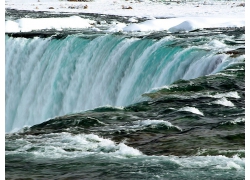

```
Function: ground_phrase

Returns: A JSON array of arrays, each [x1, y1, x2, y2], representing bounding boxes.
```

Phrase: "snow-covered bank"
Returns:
[[108, 16, 244, 32], [5, 16, 95, 32], [5, 0, 245, 33], [5, 0, 245, 19], [5, 15, 244, 33]]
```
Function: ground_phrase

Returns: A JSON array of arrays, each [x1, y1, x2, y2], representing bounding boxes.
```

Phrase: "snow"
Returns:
[[5, 0, 245, 18], [4, 0, 245, 32], [5, 15, 244, 33], [128, 17, 138, 23], [5, 16, 95, 32], [119, 16, 244, 32]]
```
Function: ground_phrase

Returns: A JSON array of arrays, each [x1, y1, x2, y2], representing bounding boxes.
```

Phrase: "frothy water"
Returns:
[[212, 97, 235, 107], [178, 107, 204, 116], [6, 132, 142, 158]]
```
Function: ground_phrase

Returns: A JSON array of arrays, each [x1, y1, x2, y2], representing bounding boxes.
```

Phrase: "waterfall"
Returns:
[[5, 34, 237, 132]]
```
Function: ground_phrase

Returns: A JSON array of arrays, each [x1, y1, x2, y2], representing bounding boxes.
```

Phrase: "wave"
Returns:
[[5, 132, 142, 158]]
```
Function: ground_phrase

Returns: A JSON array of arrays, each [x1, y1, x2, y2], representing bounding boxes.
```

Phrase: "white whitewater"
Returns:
[[5, 132, 142, 158], [178, 107, 204, 116]]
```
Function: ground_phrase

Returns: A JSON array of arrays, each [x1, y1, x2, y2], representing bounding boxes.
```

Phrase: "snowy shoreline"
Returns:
[[5, 1, 245, 34], [5, 0, 245, 18]]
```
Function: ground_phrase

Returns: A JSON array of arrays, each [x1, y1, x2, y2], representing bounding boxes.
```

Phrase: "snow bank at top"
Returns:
[[110, 16, 244, 33], [5, 0, 245, 33], [5, 0, 245, 19], [5, 16, 95, 32], [5, 16, 244, 33]]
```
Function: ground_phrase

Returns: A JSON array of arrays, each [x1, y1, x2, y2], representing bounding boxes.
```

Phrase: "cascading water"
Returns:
[[5, 34, 241, 132]]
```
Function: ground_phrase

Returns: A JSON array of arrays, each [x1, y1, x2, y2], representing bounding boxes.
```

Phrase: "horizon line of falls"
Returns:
[[5, 33, 242, 132]]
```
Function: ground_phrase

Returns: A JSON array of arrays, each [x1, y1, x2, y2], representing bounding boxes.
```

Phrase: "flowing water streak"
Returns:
[[5, 34, 242, 132]]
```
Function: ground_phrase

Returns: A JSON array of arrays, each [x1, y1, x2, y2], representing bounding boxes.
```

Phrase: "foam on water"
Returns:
[[168, 155, 244, 170], [137, 119, 172, 126], [178, 107, 204, 116], [211, 91, 240, 99], [220, 117, 245, 125], [6, 131, 245, 171], [231, 117, 245, 124], [133, 119, 182, 131], [212, 97, 235, 107], [6, 132, 142, 158], [216, 161, 241, 170], [207, 39, 227, 49], [105, 119, 182, 133]]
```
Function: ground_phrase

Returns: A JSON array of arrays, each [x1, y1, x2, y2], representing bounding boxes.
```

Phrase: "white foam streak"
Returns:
[[216, 161, 241, 170], [231, 117, 245, 124], [137, 119, 172, 127], [169, 155, 244, 170], [178, 107, 204, 116], [207, 39, 227, 49], [212, 97, 235, 107], [107, 119, 182, 133], [134, 119, 182, 131], [114, 143, 142, 157], [221, 117, 245, 125], [132, 119, 182, 131], [212, 92, 240, 99]]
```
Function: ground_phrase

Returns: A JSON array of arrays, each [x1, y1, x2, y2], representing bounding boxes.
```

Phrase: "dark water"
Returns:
[[5, 9, 245, 180]]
